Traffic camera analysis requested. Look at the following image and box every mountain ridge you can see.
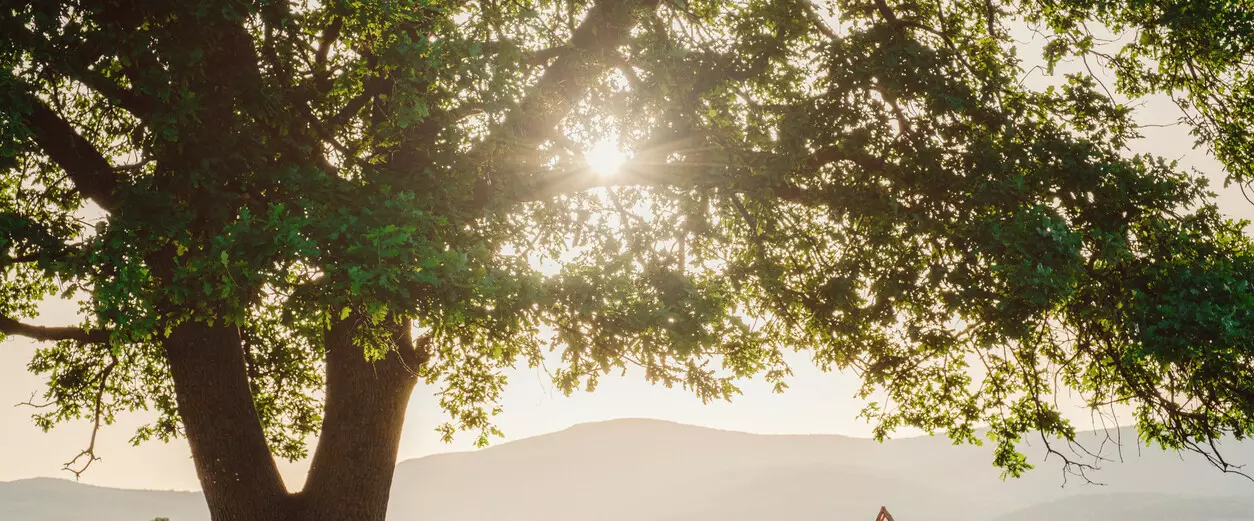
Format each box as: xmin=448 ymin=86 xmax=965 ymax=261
xmin=2 ymin=418 xmax=1251 ymax=521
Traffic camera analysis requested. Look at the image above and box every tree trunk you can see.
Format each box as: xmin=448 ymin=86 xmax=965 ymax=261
xmin=164 ymin=317 xmax=425 ymax=521
xmin=296 ymin=316 xmax=424 ymax=521
xmin=163 ymin=321 xmax=292 ymax=520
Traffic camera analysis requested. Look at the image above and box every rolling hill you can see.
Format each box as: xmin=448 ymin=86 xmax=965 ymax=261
xmin=2 ymin=419 xmax=1251 ymax=521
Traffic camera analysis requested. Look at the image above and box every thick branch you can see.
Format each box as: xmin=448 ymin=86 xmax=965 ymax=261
xmin=11 ymin=81 xmax=122 ymax=213
xmin=2 ymin=252 xmax=42 ymax=265
xmin=54 ymin=65 xmax=151 ymax=119
xmin=314 ymin=15 xmax=345 ymax=93
xmin=489 ymin=0 xmax=660 ymax=152
xmin=469 ymin=0 xmax=661 ymax=207
xmin=328 ymin=71 xmax=393 ymax=129
xmin=804 ymin=1 xmax=838 ymax=39
xmin=9 ymin=25 xmax=154 ymax=119
xmin=0 ymin=316 xmax=109 ymax=344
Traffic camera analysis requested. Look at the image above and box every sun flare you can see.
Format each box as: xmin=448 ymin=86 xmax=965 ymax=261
xmin=584 ymin=139 xmax=628 ymax=176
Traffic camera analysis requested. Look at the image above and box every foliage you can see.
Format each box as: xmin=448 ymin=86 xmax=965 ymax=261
xmin=1 ymin=0 xmax=1252 ymax=481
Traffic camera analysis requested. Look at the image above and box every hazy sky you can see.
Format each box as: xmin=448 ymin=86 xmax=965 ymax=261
xmin=2 ymin=23 xmax=1252 ymax=493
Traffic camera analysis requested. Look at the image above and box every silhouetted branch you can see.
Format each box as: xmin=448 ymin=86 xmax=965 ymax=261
xmin=0 ymin=316 xmax=109 ymax=344
xmin=485 ymin=0 xmax=662 ymax=154
xmin=63 ymin=356 xmax=117 ymax=479
xmin=9 ymin=77 xmax=122 ymax=213
xmin=9 ymin=25 xmax=154 ymax=119
xmin=16 ymin=391 xmax=56 ymax=409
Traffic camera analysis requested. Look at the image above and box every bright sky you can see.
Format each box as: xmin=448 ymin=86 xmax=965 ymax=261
xmin=2 ymin=23 xmax=1253 ymax=493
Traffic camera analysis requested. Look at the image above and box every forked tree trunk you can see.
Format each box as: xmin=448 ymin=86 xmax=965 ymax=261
xmin=162 ymin=317 xmax=424 ymax=521
xmin=152 ymin=2 xmax=655 ymax=518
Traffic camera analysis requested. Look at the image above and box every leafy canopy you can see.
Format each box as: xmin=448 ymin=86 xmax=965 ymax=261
xmin=2 ymin=0 xmax=1253 ymax=478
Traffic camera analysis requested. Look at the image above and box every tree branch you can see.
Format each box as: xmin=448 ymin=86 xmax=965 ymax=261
xmin=527 ymin=45 xmax=568 ymax=66
xmin=804 ymin=1 xmax=838 ymax=39
xmin=328 ymin=71 xmax=393 ymax=129
xmin=0 ymin=315 xmax=109 ymax=344
xmin=2 ymin=252 xmax=43 ymax=265
xmin=471 ymin=0 xmax=660 ymax=204
xmin=7 ymin=25 xmax=155 ymax=120
xmin=313 ymin=9 xmax=346 ymax=93
xmin=491 ymin=0 xmax=660 ymax=152
xmin=63 ymin=355 xmax=117 ymax=479
xmin=10 ymin=79 xmax=122 ymax=213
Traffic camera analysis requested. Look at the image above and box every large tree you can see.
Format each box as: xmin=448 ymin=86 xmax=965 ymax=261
xmin=2 ymin=0 xmax=1253 ymax=519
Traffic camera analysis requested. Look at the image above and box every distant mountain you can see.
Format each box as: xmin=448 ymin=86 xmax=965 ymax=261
xmin=0 ymin=477 xmax=206 ymax=521
xmin=2 ymin=419 xmax=1251 ymax=521
xmin=992 ymin=493 xmax=1254 ymax=521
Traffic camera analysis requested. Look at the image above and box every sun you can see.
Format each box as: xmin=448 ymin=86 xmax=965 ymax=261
xmin=584 ymin=139 xmax=628 ymax=176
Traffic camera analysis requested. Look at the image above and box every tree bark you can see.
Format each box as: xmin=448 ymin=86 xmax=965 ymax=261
xmin=164 ymin=316 xmax=426 ymax=521
xmin=297 ymin=316 xmax=425 ymax=521
xmin=163 ymin=321 xmax=293 ymax=520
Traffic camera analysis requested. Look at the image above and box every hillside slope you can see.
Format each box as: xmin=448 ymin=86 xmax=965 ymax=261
xmin=3 ymin=419 xmax=1251 ymax=521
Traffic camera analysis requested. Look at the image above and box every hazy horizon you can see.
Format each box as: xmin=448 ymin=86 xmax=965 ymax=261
xmin=5 ymin=417 xmax=1251 ymax=490
xmin=4 ymin=417 xmax=1253 ymax=521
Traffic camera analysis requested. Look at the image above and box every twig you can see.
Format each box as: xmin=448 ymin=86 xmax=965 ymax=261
xmin=63 ymin=356 xmax=117 ymax=479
